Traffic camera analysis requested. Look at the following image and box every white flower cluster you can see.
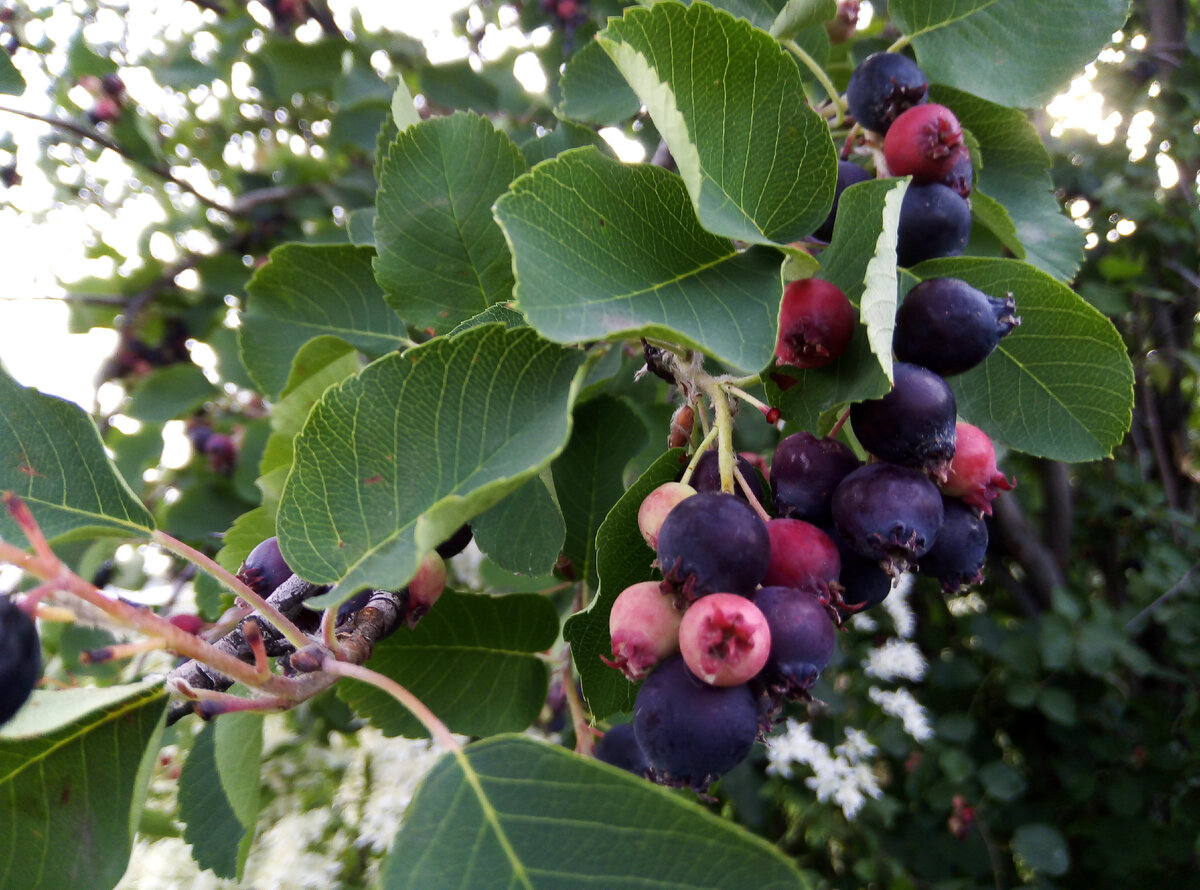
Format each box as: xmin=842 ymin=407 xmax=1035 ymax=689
xmin=868 ymin=686 xmax=934 ymax=741
xmin=862 ymin=638 xmax=926 ymax=682
xmin=765 ymin=720 xmax=883 ymax=819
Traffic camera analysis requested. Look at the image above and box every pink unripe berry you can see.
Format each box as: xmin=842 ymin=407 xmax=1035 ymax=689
xmin=605 ymin=581 xmax=682 ymax=681
xmin=884 ymin=103 xmax=965 ymax=182
xmin=775 ymin=278 xmax=856 ymax=369
xmin=940 ymin=422 xmax=1015 ymax=516
xmin=405 ymin=551 xmax=447 ymax=627
xmin=762 ymin=518 xmax=841 ymax=590
xmin=637 ymin=481 xmax=696 ymax=550
xmin=679 ymin=593 xmax=771 ymax=687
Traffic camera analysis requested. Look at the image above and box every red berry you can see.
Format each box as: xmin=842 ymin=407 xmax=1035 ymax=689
xmin=405 ymin=551 xmax=447 ymax=626
xmin=605 ymin=581 xmax=682 ymax=681
xmin=762 ymin=518 xmax=841 ymax=591
xmin=168 ymin=614 xmax=204 ymax=635
xmin=940 ymin=422 xmax=1015 ymax=515
xmin=884 ymin=104 xmax=965 ymax=182
xmin=678 ymin=593 xmax=771 ymax=686
xmin=775 ymin=278 xmax=856 ymax=369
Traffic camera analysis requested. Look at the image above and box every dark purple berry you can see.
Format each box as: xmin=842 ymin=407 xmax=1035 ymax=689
xmin=919 ymin=497 xmax=988 ymax=593
xmin=435 ymin=524 xmax=473 ymax=560
xmin=633 ymin=655 xmax=758 ymax=792
xmin=336 ymin=589 xmax=373 ymax=624
xmin=850 ymin=363 xmax=957 ymax=478
xmin=832 ymin=463 xmax=945 ymax=575
xmin=237 ymin=536 xmax=293 ymax=596
xmin=0 ymin=596 xmax=40 ymax=726
xmin=814 ymin=160 xmax=873 ymax=241
xmin=689 ymin=450 xmax=766 ymax=508
xmin=771 ymin=432 xmax=861 ymax=523
xmin=186 ymin=423 xmax=213 ymax=453
xmin=656 ymin=492 xmax=770 ymax=601
xmin=751 ymin=585 xmax=837 ymax=698
xmin=894 ymin=277 xmax=1020 ymax=377
xmin=204 ymin=433 xmax=237 ymax=476
xmin=939 ymin=145 xmax=973 ymax=198
xmin=595 ymin=723 xmax=650 ymax=777
xmin=846 ymin=52 xmax=929 ymax=134
xmin=896 ymin=182 xmax=971 ymax=268
xmin=100 ymin=73 xmax=125 ymax=97
xmin=822 ymin=522 xmax=893 ymax=613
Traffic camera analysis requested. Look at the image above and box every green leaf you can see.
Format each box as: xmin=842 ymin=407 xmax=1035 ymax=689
xmin=552 ymin=395 xmax=648 ymax=589
xmin=980 ymin=760 xmax=1027 ymax=802
xmin=556 ymin=39 xmax=642 ymax=125
xmin=564 ymin=449 xmax=685 ymax=719
xmin=1012 ymin=823 xmax=1071 ymax=876
xmin=179 ymin=722 xmax=246 ymax=880
xmin=213 ymin=711 xmax=263 ymax=830
xmin=338 ymin=592 xmax=559 ymax=738
xmin=347 ymin=208 xmax=376 ymax=246
xmin=934 ymin=86 xmax=1081 ymax=281
xmin=520 ymin=121 xmax=615 ymax=167
xmin=382 ymin=735 xmax=809 ymax=889
xmin=125 ymin=363 xmax=218 ymax=424
xmin=374 ymin=112 xmax=528 ymax=334
xmin=599 ymin=2 xmax=836 ymax=245
xmin=449 ymin=304 xmax=529 ymax=337
xmin=912 ymin=257 xmax=1134 ymax=461
xmin=240 ymin=244 xmax=408 ymax=400
xmin=418 ymin=55 xmax=533 ymax=117
xmin=0 ymin=680 xmax=167 ymax=890
xmin=260 ymin=37 xmax=344 ymax=94
xmin=390 ymin=77 xmax=421 ymax=131
xmin=472 ymin=475 xmax=565 ymax=576
xmin=277 ymin=324 xmax=587 ymax=605
xmin=0 ymin=49 xmax=25 ymax=95
xmin=771 ymin=0 xmax=837 ymax=38
xmin=892 ymin=0 xmax=1130 ymax=108
xmin=767 ymin=178 xmax=907 ymax=429
xmin=970 ymin=189 xmax=1027 ymax=260
xmin=494 ymin=149 xmax=783 ymax=375
xmin=0 ymin=365 xmax=155 ymax=540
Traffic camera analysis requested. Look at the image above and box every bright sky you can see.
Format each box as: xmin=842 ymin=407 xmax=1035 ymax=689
xmin=0 ymin=7 xmax=1178 ymax=412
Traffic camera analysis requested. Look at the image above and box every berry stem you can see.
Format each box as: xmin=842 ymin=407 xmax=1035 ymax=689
xmin=734 ymin=465 xmax=772 ymax=524
xmin=320 ymin=658 xmax=461 ymax=752
xmin=562 ymin=654 xmax=595 ymax=757
xmin=827 ymin=406 xmax=852 ymax=439
xmin=679 ymin=425 xmax=719 ymax=486
xmin=886 ymin=34 xmax=912 ymax=53
xmin=703 ymin=379 xmax=737 ymax=495
xmin=784 ymin=40 xmax=845 ymax=127
xmin=151 ymin=529 xmax=311 ymax=652
xmin=723 ymin=383 xmax=781 ymax=424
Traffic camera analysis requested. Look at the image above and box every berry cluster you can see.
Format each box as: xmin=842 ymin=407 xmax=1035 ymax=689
xmin=833 ymin=52 xmax=975 ymax=266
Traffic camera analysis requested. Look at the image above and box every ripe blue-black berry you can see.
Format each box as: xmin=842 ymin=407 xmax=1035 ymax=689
xmin=919 ymin=496 xmax=989 ymax=593
xmin=822 ymin=522 xmax=894 ymax=614
xmin=435 ymin=524 xmax=473 ymax=560
xmin=595 ymin=723 xmax=650 ymax=777
xmin=894 ymin=277 xmax=1019 ymax=376
xmin=832 ymin=462 xmax=945 ymax=575
xmin=771 ymin=432 xmax=861 ymax=523
xmin=850 ymin=363 xmax=957 ymax=478
xmin=814 ymin=160 xmax=873 ymax=241
xmin=846 ymin=52 xmax=928 ymax=134
xmin=656 ymin=492 xmax=770 ymax=601
xmin=690 ymin=450 xmax=766 ymax=508
xmin=751 ymin=584 xmax=837 ymax=698
xmin=633 ymin=655 xmax=758 ymax=792
xmin=0 ymin=596 xmax=40 ymax=727
xmin=896 ymin=182 xmax=971 ymax=267
xmin=237 ymin=536 xmax=293 ymax=596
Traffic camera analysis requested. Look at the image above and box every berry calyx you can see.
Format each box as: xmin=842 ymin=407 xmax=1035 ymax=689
xmin=237 ymin=536 xmax=293 ymax=596
xmin=605 ymin=581 xmax=683 ymax=681
xmin=0 ymin=595 xmax=40 ymax=727
xmin=775 ymin=278 xmax=856 ymax=370
xmin=637 ymin=481 xmax=696 ymax=550
xmin=678 ymin=593 xmax=771 ymax=686
xmin=633 ymin=655 xmax=758 ymax=792
xmin=846 ymin=52 xmax=929 ymax=134
xmin=832 ymin=462 xmax=945 ymax=575
xmin=656 ymin=492 xmax=770 ymax=601
xmin=894 ymin=277 xmax=1020 ymax=377
xmin=884 ymin=103 xmax=965 ymax=182
xmin=940 ymin=421 xmax=1015 ymax=515
xmin=850 ymin=362 xmax=957 ymax=479
xmin=939 ymin=145 xmax=974 ymax=198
